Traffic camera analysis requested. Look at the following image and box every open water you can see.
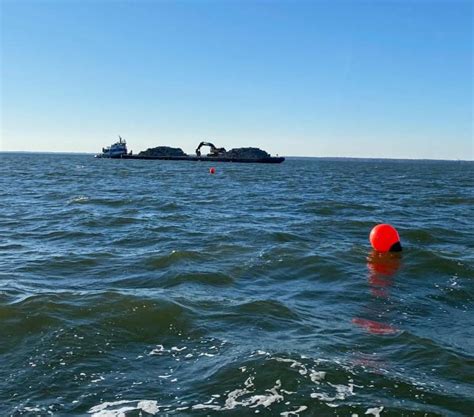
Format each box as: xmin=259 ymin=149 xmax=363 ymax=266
xmin=0 ymin=153 xmax=473 ymax=417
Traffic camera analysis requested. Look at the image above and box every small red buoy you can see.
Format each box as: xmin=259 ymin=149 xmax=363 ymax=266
xmin=209 ymin=167 xmax=216 ymax=174
xmin=369 ymin=224 xmax=402 ymax=252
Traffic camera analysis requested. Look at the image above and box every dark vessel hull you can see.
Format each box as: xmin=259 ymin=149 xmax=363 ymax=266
xmin=121 ymin=155 xmax=285 ymax=164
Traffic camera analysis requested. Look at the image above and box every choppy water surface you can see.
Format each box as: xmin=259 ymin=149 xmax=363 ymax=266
xmin=0 ymin=153 xmax=473 ymax=416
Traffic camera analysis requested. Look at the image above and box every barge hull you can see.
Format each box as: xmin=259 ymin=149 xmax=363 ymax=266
xmin=121 ymin=155 xmax=285 ymax=164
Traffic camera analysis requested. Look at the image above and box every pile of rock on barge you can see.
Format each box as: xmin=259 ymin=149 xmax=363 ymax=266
xmin=95 ymin=138 xmax=284 ymax=164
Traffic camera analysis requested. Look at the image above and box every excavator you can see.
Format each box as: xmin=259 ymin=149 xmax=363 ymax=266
xmin=195 ymin=141 xmax=226 ymax=157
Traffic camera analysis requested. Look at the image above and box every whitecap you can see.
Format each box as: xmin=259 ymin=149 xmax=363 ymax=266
xmin=281 ymin=405 xmax=308 ymax=416
xmin=149 ymin=345 xmax=165 ymax=355
xmin=171 ymin=346 xmax=187 ymax=352
xmin=365 ymin=406 xmax=384 ymax=417
xmin=69 ymin=195 xmax=89 ymax=204
xmin=88 ymin=400 xmax=159 ymax=416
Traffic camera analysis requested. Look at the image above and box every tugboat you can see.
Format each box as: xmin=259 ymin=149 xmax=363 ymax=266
xmin=95 ymin=136 xmax=128 ymax=158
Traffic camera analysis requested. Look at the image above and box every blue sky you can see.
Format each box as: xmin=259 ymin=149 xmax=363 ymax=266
xmin=1 ymin=0 xmax=472 ymax=159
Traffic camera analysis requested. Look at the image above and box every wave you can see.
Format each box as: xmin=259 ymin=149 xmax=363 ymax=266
xmin=81 ymin=350 xmax=472 ymax=416
xmin=144 ymin=250 xmax=206 ymax=269
xmin=161 ymin=271 xmax=235 ymax=288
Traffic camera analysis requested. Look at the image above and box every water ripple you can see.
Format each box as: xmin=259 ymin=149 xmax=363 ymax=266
xmin=1 ymin=154 xmax=473 ymax=416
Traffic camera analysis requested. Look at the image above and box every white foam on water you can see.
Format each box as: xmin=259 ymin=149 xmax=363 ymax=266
xmin=88 ymin=400 xmax=159 ymax=416
xmin=281 ymin=389 xmax=296 ymax=395
xmin=273 ymin=357 xmax=309 ymax=376
xmin=365 ymin=406 xmax=384 ymax=417
xmin=309 ymin=382 xmax=355 ymax=404
xmin=69 ymin=196 xmax=89 ymax=204
xmin=328 ymin=382 xmax=356 ymax=399
xmin=273 ymin=356 xmax=326 ymax=386
xmin=171 ymin=346 xmax=187 ymax=352
xmin=309 ymin=370 xmax=326 ymax=383
xmin=147 ymin=338 xmax=222 ymax=362
xmin=137 ymin=401 xmax=159 ymax=414
xmin=247 ymin=388 xmax=284 ymax=408
xmin=274 ymin=357 xmax=302 ymax=366
xmin=192 ymin=403 xmax=222 ymax=411
xmin=310 ymin=392 xmax=337 ymax=402
xmin=192 ymin=377 xmax=286 ymax=412
xmin=148 ymin=345 xmax=165 ymax=355
xmin=245 ymin=376 xmax=255 ymax=388
xmin=98 ymin=350 xmax=362 ymax=415
xmin=264 ymin=354 xmax=362 ymax=410
xmin=280 ymin=405 xmax=308 ymax=416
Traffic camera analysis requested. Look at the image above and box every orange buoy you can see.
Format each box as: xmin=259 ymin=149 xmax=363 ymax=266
xmin=209 ymin=167 xmax=216 ymax=174
xmin=369 ymin=224 xmax=402 ymax=252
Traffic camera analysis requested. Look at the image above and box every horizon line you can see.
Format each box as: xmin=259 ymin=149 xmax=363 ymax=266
xmin=0 ymin=150 xmax=472 ymax=162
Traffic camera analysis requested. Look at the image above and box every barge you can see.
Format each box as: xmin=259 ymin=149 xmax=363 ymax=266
xmin=96 ymin=138 xmax=285 ymax=164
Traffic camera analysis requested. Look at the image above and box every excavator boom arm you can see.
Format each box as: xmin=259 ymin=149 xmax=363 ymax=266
xmin=195 ymin=141 xmax=226 ymax=157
